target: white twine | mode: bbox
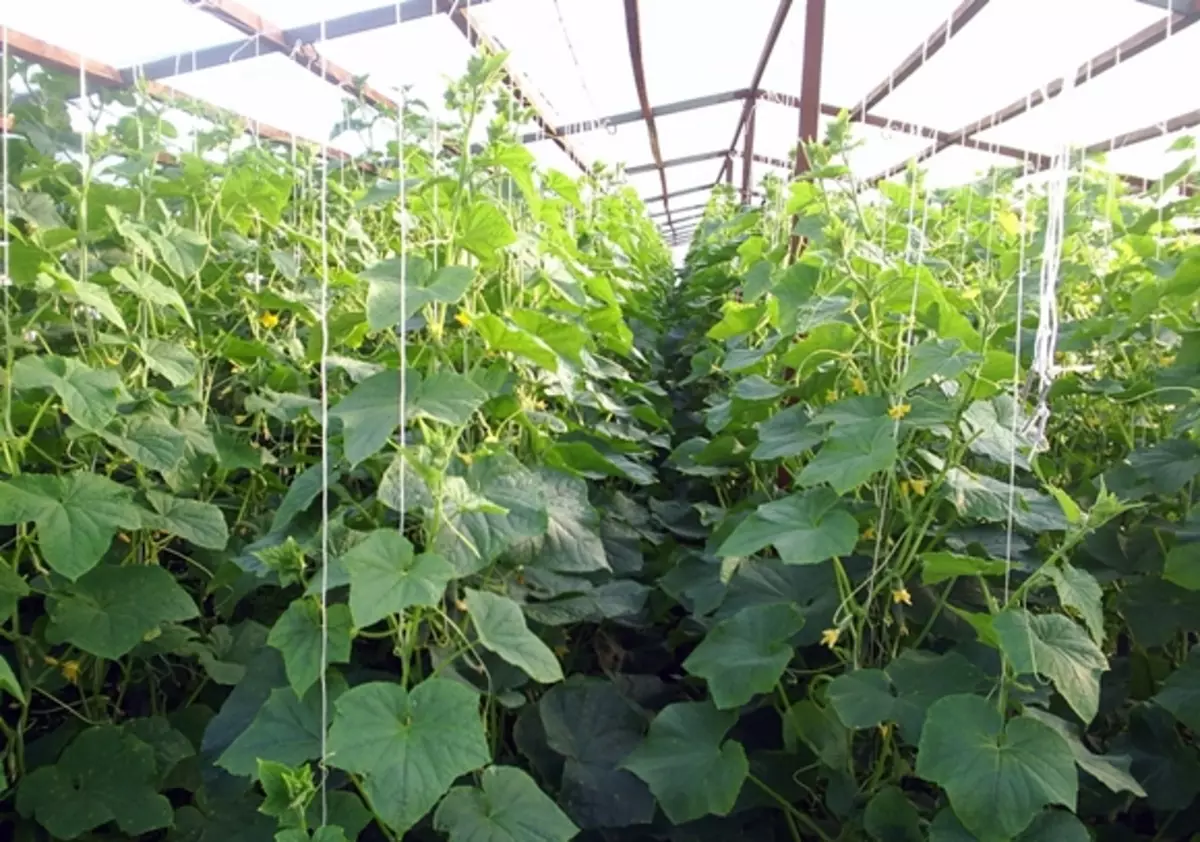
[397,1,408,521]
[317,18,331,830]
[3,25,9,299]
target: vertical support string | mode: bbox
[316,17,331,832]
[396,1,408,534]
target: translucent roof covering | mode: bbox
[5,0,1197,246]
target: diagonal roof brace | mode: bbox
[622,0,675,234]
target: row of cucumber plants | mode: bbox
[656,125,1200,840]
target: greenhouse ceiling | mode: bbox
[3,0,1198,249]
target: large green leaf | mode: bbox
[12,355,124,431]
[863,785,922,842]
[218,679,342,777]
[140,339,199,386]
[434,453,550,576]
[798,417,898,494]
[683,603,803,709]
[0,473,142,579]
[707,301,764,341]
[46,565,198,659]
[753,405,824,460]
[459,201,517,260]
[434,766,579,842]
[1164,541,1200,591]
[0,653,21,701]
[103,415,188,473]
[142,489,229,550]
[1047,563,1104,643]
[621,701,747,824]
[537,679,655,829]
[920,551,1009,585]
[331,369,487,466]
[466,589,562,684]
[916,694,1077,840]
[1022,707,1145,796]
[16,726,172,839]
[506,469,608,574]
[994,609,1107,724]
[717,488,857,565]
[327,679,490,832]
[362,257,475,330]
[342,529,453,628]
[474,314,560,371]
[111,265,193,327]
[885,650,986,743]
[267,599,353,697]
[1154,645,1200,731]
[827,669,895,729]
[900,338,980,392]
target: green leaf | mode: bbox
[72,279,128,331]
[16,726,172,839]
[142,489,229,550]
[141,339,199,386]
[12,354,123,431]
[1022,707,1145,796]
[683,603,803,709]
[537,679,656,829]
[342,529,453,627]
[218,679,342,777]
[0,473,142,579]
[707,301,764,341]
[434,766,579,842]
[459,201,517,260]
[783,700,849,769]
[717,488,857,565]
[1164,541,1200,591]
[332,369,486,466]
[474,314,560,371]
[732,375,783,402]
[863,785,922,842]
[0,559,29,625]
[827,669,895,729]
[900,338,980,392]
[507,469,607,574]
[798,417,898,494]
[916,694,1077,840]
[267,599,353,697]
[621,700,747,824]
[111,265,193,327]
[104,415,188,473]
[328,679,490,832]
[920,551,1009,585]
[885,650,986,743]
[0,653,22,702]
[511,310,590,363]
[434,452,549,577]
[363,257,475,330]
[466,589,562,684]
[1048,564,1104,643]
[47,564,199,659]
[942,469,1069,533]
[753,405,824,460]
[994,609,1107,724]
[1154,645,1200,731]
[778,322,856,373]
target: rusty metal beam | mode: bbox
[1084,107,1200,156]
[184,0,399,112]
[741,107,757,204]
[622,0,674,233]
[131,1,468,81]
[793,0,826,176]
[718,0,793,184]
[851,0,990,121]
[650,201,710,218]
[1,25,352,160]
[450,1,588,172]
[869,11,1200,184]
[643,184,717,203]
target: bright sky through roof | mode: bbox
[5,0,1197,249]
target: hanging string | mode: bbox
[316,17,331,831]
[396,0,408,530]
[2,25,10,317]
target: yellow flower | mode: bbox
[851,376,867,395]
[455,311,472,327]
[820,628,840,649]
[961,288,980,301]
[825,389,839,403]
[60,660,81,684]
[861,526,876,541]
[892,587,912,606]
[908,478,929,497]
[259,311,280,329]
[888,402,911,421]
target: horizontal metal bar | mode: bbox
[518,89,749,145]
[642,183,715,203]
[1084,107,1200,155]
[126,0,454,81]
[626,149,729,175]
[649,201,710,218]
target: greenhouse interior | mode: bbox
[0,0,1199,840]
